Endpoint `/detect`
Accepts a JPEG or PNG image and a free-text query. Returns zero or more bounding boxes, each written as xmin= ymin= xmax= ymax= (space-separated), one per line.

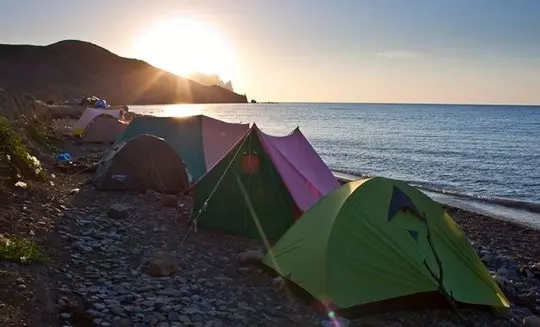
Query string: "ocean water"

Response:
xmin=130 ymin=103 xmax=540 ymax=227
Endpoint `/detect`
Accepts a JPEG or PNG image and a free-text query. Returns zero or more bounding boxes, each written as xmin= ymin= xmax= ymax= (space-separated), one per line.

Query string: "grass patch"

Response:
xmin=0 ymin=115 xmax=48 ymax=186
xmin=0 ymin=235 xmax=41 ymax=264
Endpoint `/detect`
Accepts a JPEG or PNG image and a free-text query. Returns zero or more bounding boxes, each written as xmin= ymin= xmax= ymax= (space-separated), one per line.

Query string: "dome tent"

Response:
xmin=94 ymin=134 xmax=190 ymax=193
xmin=72 ymin=107 xmax=123 ymax=136
xmin=115 ymin=115 xmax=249 ymax=181
xmin=263 ymin=177 xmax=509 ymax=313
xmin=82 ymin=115 xmax=127 ymax=143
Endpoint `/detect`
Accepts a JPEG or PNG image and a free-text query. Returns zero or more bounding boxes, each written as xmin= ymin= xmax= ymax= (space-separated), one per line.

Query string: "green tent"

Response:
xmin=191 ymin=126 xmax=298 ymax=239
xmin=192 ymin=124 xmax=340 ymax=239
xmin=263 ymin=177 xmax=509 ymax=311
xmin=115 ymin=115 xmax=248 ymax=180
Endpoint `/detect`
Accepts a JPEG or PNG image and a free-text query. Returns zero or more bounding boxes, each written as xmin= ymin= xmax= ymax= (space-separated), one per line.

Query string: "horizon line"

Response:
xmin=256 ymin=101 xmax=540 ymax=107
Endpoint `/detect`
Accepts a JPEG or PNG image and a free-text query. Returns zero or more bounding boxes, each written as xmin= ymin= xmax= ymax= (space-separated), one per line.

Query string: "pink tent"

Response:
xmin=257 ymin=126 xmax=340 ymax=212
xmin=202 ymin=116 xmax=250 ymax=171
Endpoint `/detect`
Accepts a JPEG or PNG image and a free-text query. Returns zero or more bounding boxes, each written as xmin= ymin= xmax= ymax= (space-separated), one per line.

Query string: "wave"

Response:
xmin=332 ymin=169 xmax=540 ymax=214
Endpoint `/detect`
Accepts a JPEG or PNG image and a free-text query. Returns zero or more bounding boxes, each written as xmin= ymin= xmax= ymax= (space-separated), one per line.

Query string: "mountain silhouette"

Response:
xmin=0 ymin=40 xmax=247 ymax=104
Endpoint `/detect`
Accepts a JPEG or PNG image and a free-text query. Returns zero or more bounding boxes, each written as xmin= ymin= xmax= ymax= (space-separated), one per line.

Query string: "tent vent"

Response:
xmin=388 ymin=186 xmax=422 ymax=221
xmin=407 ymin=229 xmax=419 ymax=242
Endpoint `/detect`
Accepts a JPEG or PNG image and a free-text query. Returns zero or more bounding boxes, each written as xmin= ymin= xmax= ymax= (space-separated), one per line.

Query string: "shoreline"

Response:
xmin=333 ymin=171 xmax=540 ymax=230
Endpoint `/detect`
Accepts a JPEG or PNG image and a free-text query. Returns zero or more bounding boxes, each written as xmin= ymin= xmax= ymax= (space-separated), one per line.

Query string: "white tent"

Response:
xmin=72 ymin=107 xmax=123 ymax=136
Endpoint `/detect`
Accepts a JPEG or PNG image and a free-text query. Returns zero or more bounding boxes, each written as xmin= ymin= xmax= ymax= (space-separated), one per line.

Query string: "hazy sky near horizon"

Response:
xmin=1 ymin=0 xmax=539 ymax=104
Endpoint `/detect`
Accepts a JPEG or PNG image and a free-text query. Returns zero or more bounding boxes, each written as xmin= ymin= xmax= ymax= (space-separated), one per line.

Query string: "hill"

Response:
xmin=0 ymin=40 xmax=247 ymax=104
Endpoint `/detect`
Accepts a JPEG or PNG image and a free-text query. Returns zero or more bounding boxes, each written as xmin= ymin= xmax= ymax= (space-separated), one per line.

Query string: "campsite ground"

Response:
xmin=0 ymin=114 xmax=539 ymax=327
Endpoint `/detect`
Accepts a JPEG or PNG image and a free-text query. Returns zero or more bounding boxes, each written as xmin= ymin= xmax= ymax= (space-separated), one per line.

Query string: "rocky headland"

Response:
xmin=0 ymin=40 xmax=247 ymax=105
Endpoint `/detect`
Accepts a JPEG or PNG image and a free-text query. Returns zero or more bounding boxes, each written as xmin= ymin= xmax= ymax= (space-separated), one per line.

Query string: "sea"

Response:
xmin=130 ymin=103 xmax=540 ymax=228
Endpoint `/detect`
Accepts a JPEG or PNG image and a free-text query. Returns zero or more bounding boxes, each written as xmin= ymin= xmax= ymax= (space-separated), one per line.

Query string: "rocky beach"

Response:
xmin=1 ymin=91 xmax=540 ymax=327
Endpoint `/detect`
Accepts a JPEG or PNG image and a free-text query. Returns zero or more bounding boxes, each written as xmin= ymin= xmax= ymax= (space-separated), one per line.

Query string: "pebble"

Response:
xmin=60 ymin=312 xmax=71 ymax=319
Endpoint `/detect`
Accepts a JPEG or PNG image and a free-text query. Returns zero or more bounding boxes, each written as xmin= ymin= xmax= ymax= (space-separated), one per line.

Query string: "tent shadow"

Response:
xmin=257 ymin=263 xmax=489 ymax=320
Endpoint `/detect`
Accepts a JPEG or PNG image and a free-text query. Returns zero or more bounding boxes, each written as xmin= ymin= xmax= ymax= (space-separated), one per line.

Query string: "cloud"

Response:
xmin=376 ymin=50 xmax=428 ymax=59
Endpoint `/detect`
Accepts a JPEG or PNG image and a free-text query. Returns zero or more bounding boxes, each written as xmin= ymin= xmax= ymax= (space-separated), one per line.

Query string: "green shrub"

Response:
xmin=0 ymin=235 xmax=41 ymax=263
xmin=0 ymin=115 xmax=47 ymax=184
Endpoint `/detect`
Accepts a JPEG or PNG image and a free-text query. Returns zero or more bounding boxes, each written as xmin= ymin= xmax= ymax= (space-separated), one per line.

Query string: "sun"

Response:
xmin=134 ymin=18 xmax=236 ymax=81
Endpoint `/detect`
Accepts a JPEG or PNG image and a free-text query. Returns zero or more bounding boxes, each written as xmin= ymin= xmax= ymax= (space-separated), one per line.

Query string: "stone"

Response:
xmin=113 ymin=318 xmax=132 ymax=327
xmin=94 ymin=303 xmax=106 ymax=311
xmin=524 ymin=316 xmax=540 ymax=327
xmin=154 ymin=312 xmax=166 ymax=321
xmin=237 ymin=302 xmax=249 ymax=310
xmin=17 ymin=284 xmax=27 ymax=291
xmin=60 ymin=312 xmax=71 ymax=319
xmin=160 ymin=195 xmax=178 ymax=208
xmin=178 ymin=315 xmax=191 ymax=324
xmin=481 ymin=254 xmax=492 ymax=264
xmin=147 ymin=315 xmax=159 ymax=325
xmin=167 ymin=311 xmax=179 ymax=322
xmin=160 ymin=305 xmax=172 ymax=313
xmin=110 ymin=306 xmax=123 ymax=316
xmin=238 ymin=267 xmax=251 ymax=275
xmin=232 ymin=313 xmax=245 ymax=320
xmin=108 ymin=204 xmax=129 ymax=219
xmin=491 ymin=307 xmax=511 ymax=318
xmin=145 ymin=251 xmax=178 ymax=277
xmin=520 ymin=293 xmax=539 ymax=308
xmin=235 ymin=250 xmax=264 ymax=266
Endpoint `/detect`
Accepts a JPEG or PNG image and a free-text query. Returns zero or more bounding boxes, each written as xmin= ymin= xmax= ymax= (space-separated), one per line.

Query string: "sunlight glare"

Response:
xmin=159 ymin=104 xmax=204 ymax=118
xmin=134 ymin=18 xmax=236 ymax=81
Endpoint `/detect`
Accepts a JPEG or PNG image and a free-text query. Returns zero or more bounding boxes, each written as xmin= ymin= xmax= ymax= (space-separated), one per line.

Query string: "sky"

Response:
xmin=1 ymin=0 xmax=539 ymax=104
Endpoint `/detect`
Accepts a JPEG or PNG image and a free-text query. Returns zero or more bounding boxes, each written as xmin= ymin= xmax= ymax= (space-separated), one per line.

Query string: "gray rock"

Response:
xmin=17 ymin=284 xmax=27 ymax=291
xmin=94 ymin=303 xmax=107 ymax=311
xmin=110 ymin=306 xmax=123 ymax=316
xmin=146 ymin=314 xmax=159 ymax=326
xmin=114 ymin=318 xmax=132 ymax=327
xmin=60 ymin=312 xmax=71 ymax=319
xmin=232 ymin=313 xmax=245 ymax=320
xmin=524 ymin=316 xmax=540 ymax=327
xmin=237 ymin=301 xmax=250 ymax=310
xmin=145 ymin=252 xmax=178 ymax=277
xmin=160 ymin=305 xmax=172 ymax=313
xmin=154 ymin=312 xmax=166 ymax=321
xmin=235 ymin=250 xmax=264 ymax=266
xmin=168 ymin=311 xmax=179 ymax=322
xmin=178 ymin=315 xmax=191 ymax=324
xmin=108 ymin=204 xmax=129 ymax=219
xmin=238 ymin=267 xmax=251 ymax=275
xmin=481 ymin=254 xmax=493 ymax=264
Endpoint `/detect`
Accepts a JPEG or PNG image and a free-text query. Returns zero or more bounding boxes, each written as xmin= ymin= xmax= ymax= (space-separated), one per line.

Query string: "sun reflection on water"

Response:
xmin=152 ymin=104 xmax=205 ymax=117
